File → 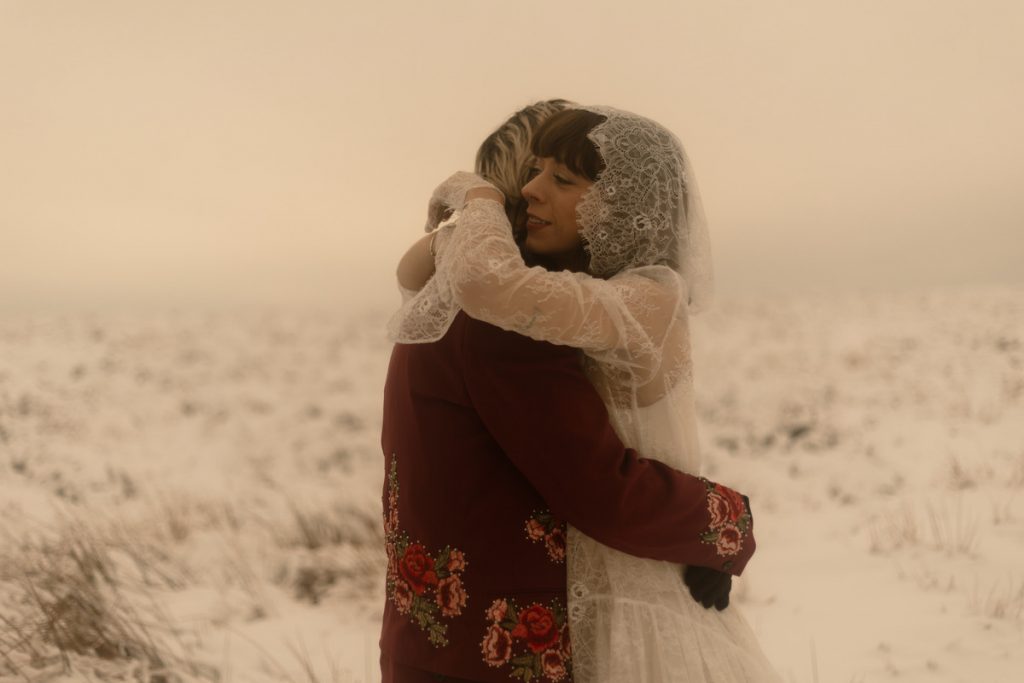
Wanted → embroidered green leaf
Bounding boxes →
[434,547,451,579]
[511,654,535,668]
[551,601,566,624]
[427,622,448,647]
[511,664,534,681]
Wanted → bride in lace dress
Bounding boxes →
[391,103,780,682]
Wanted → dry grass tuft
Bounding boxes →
[968,577,1024,622]
[272,503,386,605]
[869,504,919,554]
[870,498,978,556]
[1010,451,1024,488]
[285,503,381,552]
[924,499,979,556]
[0,517,216,681]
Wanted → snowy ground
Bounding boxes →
[1,285,1021,682]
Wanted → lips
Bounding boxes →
[526,213,551,231]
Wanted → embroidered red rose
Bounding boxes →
[435,575,468,617]
[481,623,513,667]
[716,484,746,521]
[544,528,566,563]
[399,543,439,595]
[393,579,414,614]
[486,598,508,623]
[479,599,570,678]
[447,549,466,573]
[526,518,547,540]
[542,649,568,681]
[511,603,559,653]
[715,524,743,556]
[707,491,732,528]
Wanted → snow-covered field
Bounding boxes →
[1,286,1021,682]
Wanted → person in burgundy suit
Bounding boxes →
[381,102,771,683]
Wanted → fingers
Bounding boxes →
[683,566,732,610]
[683,566,718,593]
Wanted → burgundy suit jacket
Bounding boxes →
[380,311,755,682]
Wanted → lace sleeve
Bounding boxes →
[442,199,684,372]
[397,283,418,305]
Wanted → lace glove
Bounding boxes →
[683,564,732,610]
[424,171,503,232]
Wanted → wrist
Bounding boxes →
[465,187,504,206]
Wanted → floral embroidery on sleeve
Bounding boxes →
[524,510,566,564]
[480,598,571,682]
[384,454,469,647]
[698,478,752,563]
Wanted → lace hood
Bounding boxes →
[575,106,713,311]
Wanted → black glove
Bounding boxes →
[683,564,732,610]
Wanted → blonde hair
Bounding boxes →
[475,99,573,235]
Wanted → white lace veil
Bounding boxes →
[575,106,713,311]
[387,105,714,346]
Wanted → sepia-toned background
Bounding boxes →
[1,2,1022,682]
[2,0,1022,313]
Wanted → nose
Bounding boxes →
[521,175,541,203]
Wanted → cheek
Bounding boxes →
[559,199,581,231]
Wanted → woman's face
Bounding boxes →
[520,157,594,265]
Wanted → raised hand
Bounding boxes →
[424,172,503,233]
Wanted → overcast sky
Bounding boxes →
[2,0,1021,313]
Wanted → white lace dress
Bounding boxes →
[568,375,781,682]
[390,199,780,682]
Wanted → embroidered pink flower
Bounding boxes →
[512,603,560,653]
[707,490,732,528]
[542,649,568,681]
[486,598,508,623]
[435,575,468,617]
[393,580,414,614]
[385,543,399,582]
[481,623,513,667]
[385,505,399,534]
[544,527,566,563]
[526,510,567,565]
[526,518,547,540]
[399,543,439,595]
[479,598,571,680]
[447,549,466,572]
[699,477,752,567]
[715,524,743,556]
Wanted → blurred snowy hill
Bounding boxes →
[1,286,1021,682]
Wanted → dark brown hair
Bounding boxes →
[524,109,608,273]
[530,109,607,182]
